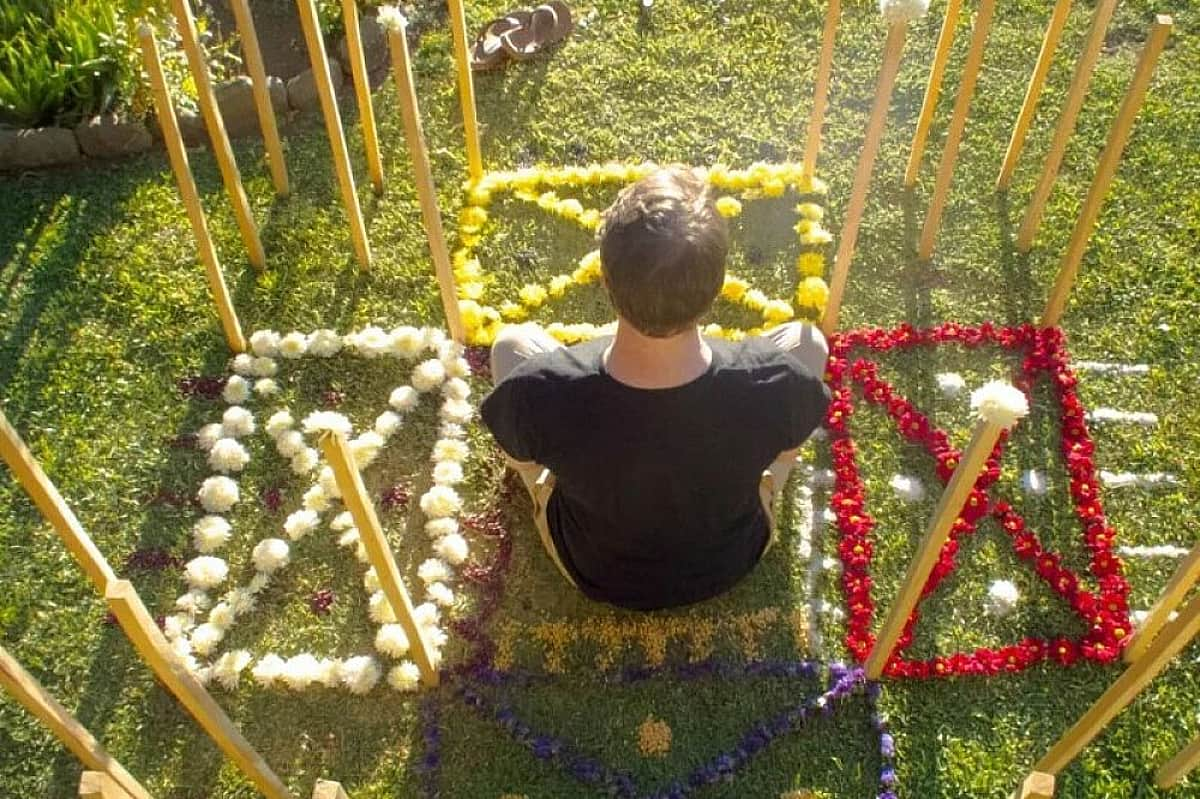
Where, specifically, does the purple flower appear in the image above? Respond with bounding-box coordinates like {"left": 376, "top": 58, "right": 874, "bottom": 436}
{"left": 177, "top": 375, "right": 226, "bottom": 399}
{"left": 466, "top": 346, "right": 491, "bottom": 379}
{"left": 881, "top": 765, "right": 897, "bottom": 786}
{"left": 877, "top": 793, "right": 898, "bottom": 799}
{"left": 321, "top": 388, "right": 345, "bottom": 407}
{"left": 532, "top": 735, "right": 561, "bottom": 760}
{"left": 381, "top": 484, "right": 411, "bottom": 511}
{"left": 309, "top": 588, "right": 336, "bottom": 615}
{"left": 881, "top": 733, "right": 896, "bottom": 757}
{"left": 260, "top": 487, "right": 284, "bottom": 512}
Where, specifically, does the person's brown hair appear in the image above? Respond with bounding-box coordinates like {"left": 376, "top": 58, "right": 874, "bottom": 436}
{"left": 598, "top": 167, "right": 728, "bottom": 337}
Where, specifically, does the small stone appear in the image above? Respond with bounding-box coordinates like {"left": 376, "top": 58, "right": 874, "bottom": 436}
{"left": 287, "top": 60, "right": 344, "bottom": 112}
{"left": 214, "top": 76, "right": 260, "bottom": 139}
{"left": 337, "top": 15, "right": 389, "bottom": 74}
{"left": 5, "top": 127, "right": 80, "bottom": 169}
{"left": 268, "top": 76, "right": 288, "bottom": 116}
{"left": 175, "top": 109, "right": 209, "bottom": 148}
{"left": 74, "top": 114, "right": 152, "bottom": 159}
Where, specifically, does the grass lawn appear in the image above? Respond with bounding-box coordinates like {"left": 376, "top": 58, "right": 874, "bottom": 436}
{"left": 2, "top": 0, "right": 1199, "bottom": 796}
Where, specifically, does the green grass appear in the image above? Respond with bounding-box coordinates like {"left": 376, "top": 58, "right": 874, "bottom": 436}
{"left": 2, "top": 0, "right": 1200, "bottom": 796}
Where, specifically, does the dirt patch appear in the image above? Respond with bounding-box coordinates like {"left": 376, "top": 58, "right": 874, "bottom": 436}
{"left": 205, "top": 0, "right": 315, "bottom": 81}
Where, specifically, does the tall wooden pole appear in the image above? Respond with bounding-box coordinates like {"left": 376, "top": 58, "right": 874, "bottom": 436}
{"left": 1010, "top": 772, "right": 1055, "bottom": 799}
{"left": 917, "top": 0, "right": 996, "bottom": 260}
{"left": 995, "top": 0, "right": 1073, "bottom": 191}
{"left": 904, "top": 0, "right": 961, "bottom": 187}
{"left": 295, "top": 0, "right": 373, "bottom": 268}
{"left": 228, "top": 0, "right": 290, "bottom": 197}
{"left": 1123, "top": 540, "right": 1199, "bottom": 663}
{"left": 341, "top": 0, "right": 385, "bottom": 194}
{"left": 79, "top": 772, "right": 133, "bottom": 799}
{"left": 448, "top": 0, "right": 484, "bottom": 181}
{"left": 1039, "top": 16, "right": 1171, "bottom": 327}
{"left": 138, "top": 24, "right": 247, "bottom": 354}
{"left": 320, "top": 432, "right": 439, "bottom": 686}
{"left": 1016, "top": 0, "right": 1119, "bottom": 251}
{"left": 820, "top": 21, "right": 908, "bottom": 337}
{"left": 1156, "top": 733, "right": 1200, "bottom": 789}
{"left": 0, "top": 646, "right": 151, "bottom": 799}
{"left": 169, "top": 0, "right": 266, "bottom": 270}
{"left": 387, "top": 24, "right": 466, "bottom": 343}
{"left": 105, "top": 580, "right": 295, "bottom": 799}
{"left": 803, "top": 0, "right": 841, "bottom": 176}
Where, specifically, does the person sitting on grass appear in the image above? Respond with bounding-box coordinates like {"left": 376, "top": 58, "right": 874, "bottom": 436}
{"left": 481, "top": 166, "right": 831, "bottom": 610}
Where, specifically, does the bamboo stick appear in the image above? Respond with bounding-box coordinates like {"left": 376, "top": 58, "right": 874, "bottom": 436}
{"left": 138, "top": 24, "right": 247, "bottom": 353}
{"left": 312, "top": 780, "right": 350, "bottom": 799}
{"left": 387, "top": 23, "right": 466, "bottom": 343}
{"left": 1039, "top": 16, "right": 1172, "bottom": 327}
{"left": 1156, "top": 732, "right": 1200, "bottom": 789}
{"left": 1033, "top": 592, "right": 1200, "bottom": 775}
{"left": 295, "top": 0, "right": 373, "bottom": 268}
{"left": 803, "top": 0, "right": 841, "bottom": 175}
{"left": 1010, "top": 772, "right": 1055, "bottom": 799}
{"left": 341, "top": 0, "right": 385, "bottom": 194}
{"left": 1016, "top": 0, "right": 1119, "bottom": 250}
{"left": 0, "top": 646, "right": 151, "bottom": 799}
{"left": 448, "top": 0, "right": 484, "bottom": 181}
{"left": 995, "top": 0, "right": 1073, "bottom": 190}
{"left": 228, "top": 0, "right": 289, "bottom": 197}
{"left": 820, "top": 21, "right": 908, "bottom": 337}
{"left": 169, "top": 0, "right": 266, "bottom": 270}
{"left": 904, "top": 0, "right": 962, "bottom": 187}
{"left": 79, "top": 772, "right": 131, "bottom": 799}
{"left": 1123, "top": 540, "right": 1199, "bottom": 663}
{"left": 319, "top": 432, "right": 439, "bottom": 686}
{"left": 105, "top": 580, "right": 295, "bottom": 799}
{"left": 917, "top": 0, "right": 996, "bottom": 260}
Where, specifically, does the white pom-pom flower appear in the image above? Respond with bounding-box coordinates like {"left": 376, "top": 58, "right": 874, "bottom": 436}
{"left": 208, "top": 438, "right": 250, "bottom": 473}
{"left": 444, "top": 357, "right": 471, "bottom": 380}
{"left": 208, "top": 602, "right": 235, "bottom": 630}
{"left": 275, "top": 429, "right": 305, "bottom": 458}
{"left": 411, "top": 360, "right": 447, "bottom": 392}
{"left": 252, "top": 653, "right": 286, "bottom": 686}
{"left": 351, "top": 326, "right": 393, "bottom": 358}
{"left": 307, "top": 329, "right": 342, "bottom": 358}
{"left": 265, "top": 410, "right": 294, "bottom": 438}
{"left": 424, "top": 518, "right": 459, "bottom": 539}
{"left": 418, "top": 558, "right": 451, "bottom": 584}
{"left": 427, "top": 582, "right": 455, "bottom": 607}
{"left": 282, "top": 653, "right": 322, "bottom": 691}
{"left": 432, "top": 439, "right": 469, "bottom": 463}
{"left": 318, "top": 466, "right": 342, "bottom": 499}
{"left": 339, "top": 655, "right": 382, "bottom": 695}
{"left": 1022, "top": 469, "right": 1048, "bottom": 495}
{"left": 390, "top": 327, "right": 426, "bottom": 359}
{"left": 302, "top": 485, "right": 330, "bottom": 512}
{"left": 363, "top": 567, "right": 381, "bottom": 593}
{"left": 190, "top": 622, "right": 225, "bottom": 656}
{"left": 222, "top": 406, "right": 255, "bottom": 438}
{"left": 185, "top": 556, "right": 229, "bottom": 590}
{"left": 254, "top": 378, "right": 280, "bottom": 397}
{"left": 375, "top": 624, "right": 411, "bottom": 658}
{"left": 985, "top": 579, "right": 1020, "bottom": 618}
{"left": 249, "top": 330, "right": 281, "bottom": 357}
{"left": 433, "top": 461, "right": 464, "bottom": 486}
{"left": 440, "top": 398, "right": 474, "bottom": 425}
{"left": 377, "top": 4, "right": 407, "bottom": 33}
{"left": 250, "top": 356, "right": 277, "bottom": 377}
{"left": 278, "top": 332, "right": 309, "bottom": 359}
{"left": 330, "top": 511, "right": 355, "bottom": 531}
{"left": 413, "top": 602, "right": 440, "bottom": 628}
{"left": 198, "top": 476, "right": 239, "bottom": 513}
{"left": 936, "top": 372, "right": 966, "bottom": 398}
{"left": 879, "top": 0, "right": 929, "bottom": 23}
{"left": 222, "top": 375, "right": 251, "bottom": 404}
{"left": 196, "top": 423, "right": 223, "bottom": 451}
{"left": 375, "top": 411, "right": 403, "bottom": 438}
{"left": 889, "top": 474, "right": 925, "bottom": 503}
{"left": 291, "top": 447, "right": 319, "bottom": 474}
{"left": 350, "top": 431, "right": 385, "bottom": 468}
{"left": 212, "top": 650, "right": 252, "bottom": 690}
{"left": 434, "top": 533, "right": 469, "bottom": 565}
{"left": 368, "top": 591, "right": 396, "bottom": 624}
{"left": 284, "top": 509, "right": 320, "bottom": 541}
{"left": 252, "top": 538, "right": 290, "bottom": 573}
{"left": 420, "top": 486, "right": 462, "bottom": 518}
{"left": 193, "top": 516, "right": 232, "bottom": 553}
{"left": 338, "top": 528, "right": 361, "bottom": 549}
{"left": 443, "top": 377, "right": 471, "bottom": 401}
{"left": 389, "top": 386, "right": 419, "bottom": 412}
{"left": 970, "top": 381, "right": 1029, "bottom": 429}
{"left": 388, "top": 662, "right": 421, "bottom": 692}
{"left": 232, "top": 353, "right": 255, "bottom": 376}
{"left": 302, "top": 411, "right": 352, "bottom": 437}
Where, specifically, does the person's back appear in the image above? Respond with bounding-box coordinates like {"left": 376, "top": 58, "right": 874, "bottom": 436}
{"left": 481, "top": 166, "right": 830, "bottom": 610}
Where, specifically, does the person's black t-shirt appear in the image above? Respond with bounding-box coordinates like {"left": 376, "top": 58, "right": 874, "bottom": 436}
{"left": 480, "top": 335, "right": 831, "bottom": 610}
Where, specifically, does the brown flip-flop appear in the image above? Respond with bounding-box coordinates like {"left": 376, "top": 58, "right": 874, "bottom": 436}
{"left": 471, "top": 11, "right": 532, "bottom": 71}
{"left": 500, "top": 1, "right": 573, "bottom": 61}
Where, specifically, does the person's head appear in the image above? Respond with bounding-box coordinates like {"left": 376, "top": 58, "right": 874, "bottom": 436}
{"left": 598, "top": 166, "right": 728, "bottom": 337}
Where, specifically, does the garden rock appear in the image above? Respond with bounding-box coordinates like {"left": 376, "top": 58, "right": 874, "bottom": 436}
{"left": 74, "top": 114, "right": 153, "bottom": 159}
{"left": 6, "top": 127, "right": 80, "bottom": 169}
{"left": 177, "top": 109, "right": 209, "bottom": 148}
{"left": 287, "top": 60, "right": 344, "bottom": 112}
{"left": 0, "top": 129, "right": 17, "bottom": 168}
{"left": 215, "top": 77, "right": 261, "bottom": 138}
{"left": 268, "top": 76, "right": 288, "bottom": 116}
{"left": 337, "top": 16, "right": 389, "bottom": 74}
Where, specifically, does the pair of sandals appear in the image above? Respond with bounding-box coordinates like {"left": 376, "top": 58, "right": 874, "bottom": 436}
{"left": 471, "top": 1, "right": 574, "bottom": 71}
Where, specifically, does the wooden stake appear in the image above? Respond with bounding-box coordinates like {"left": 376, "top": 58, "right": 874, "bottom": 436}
{"left": 1039, "top": 16, "right": 1171, "bottom": 327}
{"left": 917, "top": 0, "right": 996, "bottom": 260}
{"left": 228, "top": 0, "right": 289, "bottom": 197}
{"left": 820, "top": 21, "right": 908, "bottom": 337}
{"left": 865, "top": 418, "right": 1006, "bottom": 680}
{"left": 1123, "top": 540, "right": 1199, "bottom": 663}
{"left": 1033, "top": 591, "right": 1200, "bottom": 775}
{"left": 312, "top": 780, "right": 350, "bottom": 799}
{"left": 995, "top": 0, "right": 1073, "bottom": 191}
{"left": 79, "top": 772, "right": 131, "bottom": 799}
{"left": 138, "top": 25, "right": 247, "bottom": 354}
{"left": 904, "top": 0, "right": 962, "bottom": 187}
{"left": 0, "top": 410, "right": 117, "bottom": 594}
{"left": 387, "top": 25, "right": 466, "bottom": 344}
{"left": 169, "top": 0, "right": 266, "bottom": 270}
{"left": 341, "top": 0, "right": 385, "bottom": 194}
{"left": 448, "top": 0, "right": 483, "bottom": 181}
{"left": 105, "top": 580, "right": 294, "bottom": 799}
{"left": 1011, "top": 771, "right": 1055, "bottom": 799}
{"left": 1156, "top": 732, "right": 1200, "bottom": 789}
{"left": 803, "top": 0, "right": 841, "bottom": 176}
{"left": 0, "top": 646, "right": 151, "bottom": 799}
{"left": 319, "top": 432, "right": 439, "bottom": 686}
{"left": 295, "top": 0, "right": 373, "bottom": 268}
{"left": 1015, "top": 0, "right": 1119, "bottom": 251}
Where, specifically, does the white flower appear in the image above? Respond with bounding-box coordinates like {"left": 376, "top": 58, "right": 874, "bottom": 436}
{"left": 1088, "top": 408, "right": 1158, "bottom": 426}
{"left": 318, "top": 466, "right": 342, "bottom": 498}
{"left": 389, "top": 386, "right": 419, "bottom": 412}
{"left": 254, "top": 378, "right": 280, "bottom": 397}
{"left": 821, "top": 555, "right": 842, "bottom": 574}
{"left": 350, "top": 432, "right": 384, "bottom": 468}
{"left": 175, "top": 589, "right": 210, "bottom": 614}
{"left": 282, "top": 653, "right": 322, "bottom": 691}
{"left": 291, "top": 447, "right": 319, "bottom": 474}
{"left": 354, "top": 541, "right": 369, "bottom": 563}
{"left": 330, "top": 511, "right": 355, "bottom": 531}
{"left": 196, "top": 423, "right": 224, "bottom": 451}
{"left": 435, "top": 338, "right": 460, "bottom": 363}
{"left": 316, "top": 657, "right": 342, "bottom": 688}
{"left": 222, "top": 406, "right": 255, "bottom": 438}
{"left": 390, "top": 326, "right": 426, "bottom": 359}
{"left": 879, "top": 0, "right": 929, "bottom": 23}
{"left": 971, "top": 381, "right": 1029, "bottom": 429}
{"left": 193, "top": 516, "right": 232, "bottom": 553}
{"left": 420, "top": 486, "right": 462, "bottom": 518}
{"left": 433, "top": 461, "right": 464, "bottom": 486}
{"left": 275, "top": 429, "right": 306, "bottom": 457}
{"left": 191, "top": 622, "right": 225, "bottom": 656}
{"left": 889, "top": 474, "right": 925, "bottom": 503}
{"left": 427, "top": 582, "right": 454, "bottom": 607}
{"left": 1022, "top": 469, "right": 1048, "bottom": 495}
{"left": 1117, "top": 544, "right": 1191, "bottom": 559}
{"left": 212, "top": 650, "right": 252, "bottom": 690}
{"left": 375, "top": 624, "right": 411, "bottom": 658}
{"left": 169, "top": 636, "right": 193, "bottom": 667}
{"left": 413, "top": 602, "right": 440, "bottom": 628}
{"left": 251, "top": 653, "right": 286, "bottom": 686}
{"left": 185, "top": 556, "right": 229, "bottom": 590}
{"left": 810, "top": 468, "right": 835, "bottom": 489}
{"left": 226, "top": 587, "right": 257, "bottom": 616}
{"left": 375, "top": 411, "right": 403, "bottom": 438}
{"left": 432, "top": 439, "right": 469, "bottom": 463}
{"left": 232, "top": 353, "right": 255, "bottom": 375}
{"left": 265, "top": 410, "right": 294, "bottom": 438}
{"left": 339, "top": 656, "right": 382, "bottom": 695}
{"left": 418, "top": 558, "right": 451, "bottom": 584}
{"left": 284, "top": 509, "right": 320, "bottom": 540}
{"left": 426, "top": 627, "right": 448, "bottom": 649}
{"left": 302, "top": 485, "right": 330, "bottom": 512}
{"left": 252, "top": 538, "right": 290, "bottom": 573}
{"left": 424, "top": 328, "right": 447, "bottom": 350}
{"left": 434, "top": 533, "right": 469, "bottom": 565}
{"left": 377, "top": 4, "right": 407, "bottom": 33}
{"left": 278, "top": 332, "right": 309, "bottom": 359}
{"left": 412, "top": 360, "right": 446, "bottom": 392}
{"left": 349, "top": 326, "right": 392, "bottom": 358}
{"left": 439, "top": 422, "right": 465, "bottom": 440}
{"left": 249, "top": 330, "right": 281, "bottom": 357}
{"left": 424, "top": 518, "right": 459, "bottom": 538}
{"left": 443, "top": 377, "right": 471, "bottom": 401}
{"left": 162, "top": 614, "right": 189, "bottom": 640}
{"left": 302, "top": 411, "right": 353, "bottom": 437}
{"left": 250, "top": 356, "right": 277, "bottom": 377}
{"left": 368, "top": 591, "right": 396, "bottom": 624}
{"left": 363, "top": 567, "right": 380, "bottom": 593}
{"left": 248, "top": 572, "right": 271, "bottom": 594}
{"left": 208, "top": 438, "right": 250, "bottom": 473}
{"left": 198, "top": 476, "right": 239, "bottom": 513}
{"left": 223, "top": 375, "right": 251, "bottom": 404}
{"left": 388, "top": 662, "right": 421, "bottom": 692}
{"left": 208, "top": 602, "right": 235, "bottom": 630}
{"left": 985, "top": 580, "right": 1021, "bottom": 618}
{"left": 444, "top": 357, "right": 471, "bottom": 380}
{"left": 440, "top": 398, "right": 474, "bottom": 425}
{"left": 935, "top": 372, "right": 966, "bottom": 398}
{"left": 308, "top": 329, "right": 343, "bottom": 358}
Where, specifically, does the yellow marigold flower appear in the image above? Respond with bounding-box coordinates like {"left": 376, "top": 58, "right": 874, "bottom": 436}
{"left": 563, "top": 165, "right": 587, "bottom": 184}
{"left": 762, "top": 178, "right": 786, "bottom": 198}
{"left": 454, "top": 258, "right": 483, "bottom": 282}
{"left": 794, "top": 219, "right": 815, "bottom": 236}
{"left": 726, "top": 328, "right": 747, "bottom": 341}
{"left": 721, "top": 275, "right": 749, "bottom": 301}
{"left": 762, "top": 299, "right": 795, "bottom": 324}
{"left": 457, "top": 281, "right": 484, "bottom": 301}
{"left": 796, "top": 276, "right": 830, "bottom": 310}
{"left": 545, "top": 322, "right": 568, "bottom": 342}
{"left": 452, "top": 248, "right": 471, "bottom": 271}
{"left": 706, "top": 164, "right": 732, "bottom": 187}
{"left": 579, "top": 209, "right": 603, "bottom": 230}
{"left": 557, "top": 198, "right": 584, "bottom": 220}
{"left": 499, "top": 301, "right": 528, "bottom": 321}
{"left": 637, "top": 716, "right": 672, "bottom": 758}
{"left": 796, "top": 252, "right": 825, "bottom": 277}
{"left": 548, "top": 274, "right": 572, "bottom": 297}
{"left": 600, "top": 163, "right": 626, "bottom": 182}
{"left": 519, "top": 284, "right": 548, "bottom": 308}
{"left": 459, "top": 233, "right": 481, "bottom": 249}
{"left": 742, "top": 288, "right": 768, "bottom": 312}
{"left": 795, "top": 202, "right": 824, "bottom": 221}
{"left": 800, "top": 227, "right": 833, "bottom": 246}
{"left": 458, "top": 299, "right": 484, "bottom": 332}
{"left": 715, "top": 196, "right": 743, "bottom": 218}
{"left": 748, "top": 161, "right": 772, "bottom": 183}
{"left": 459, "top": 206, "right": 488, "bottom": 231}
{"left": 702, "top": 323, "right": 724, "bottom": 337}
{"left": 536, "top": 191, "right": 559, "bottom": 211}
{"left": 572, "top": 250, "right": 603, "bottom": 283}
{"left": 466, "top": 184, "right": 492, "bottom": 207}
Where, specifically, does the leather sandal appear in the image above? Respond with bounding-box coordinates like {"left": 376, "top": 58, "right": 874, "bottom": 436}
{"left": 499, "top": 1, "right": 573, "bottom": 61}
{"left": 471, "top": 11, "right": 532, "bottom": 71}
